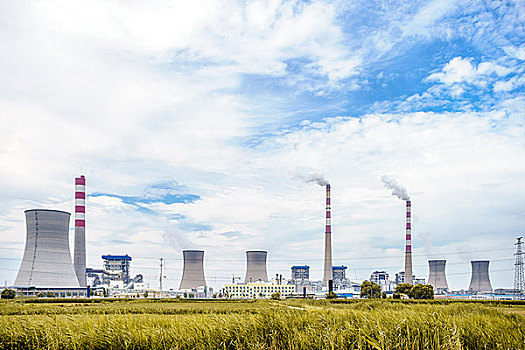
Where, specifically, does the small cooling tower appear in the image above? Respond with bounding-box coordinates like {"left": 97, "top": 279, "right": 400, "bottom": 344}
{"left": 14, "top": 210, "right": 80, "bottom": 287}
{"left": 244, "top": 251, "right": 268, "bottom": 283}
{"left": 468, "top": 260, "right": 492, "bottom": 293}
{"left": 427, "top": 260, "right": 449, "bottom": 293}
{"left": 179, "top": 250, "right": 207, "bottom": 290}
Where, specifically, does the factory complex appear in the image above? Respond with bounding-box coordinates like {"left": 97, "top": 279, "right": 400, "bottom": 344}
{"left": 4, "top": 175, "right": 524, "bottom": 300}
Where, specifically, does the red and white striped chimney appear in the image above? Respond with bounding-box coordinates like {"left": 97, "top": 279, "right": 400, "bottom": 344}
{"left": 323, "top": 184, "right": 333, "bottom": 287}
{"left": 404, "top": 200, "right": 413, "bottom": 284}
{"left": 73, "top": 176, "right": 87, "bottom": 287}
{"left": 75, "top": 176, "right": 86, "bottom": 227}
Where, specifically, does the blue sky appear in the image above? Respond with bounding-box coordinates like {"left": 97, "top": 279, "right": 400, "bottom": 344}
{"left": 0, "top": 0, "right": 524, "bottom": 291}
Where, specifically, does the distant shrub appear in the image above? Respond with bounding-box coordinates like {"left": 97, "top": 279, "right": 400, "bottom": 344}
{"left": 1, "top": 289, "right": 15, "bottom": 299}
{"left": 410, "top": 284, "right": 434, "bottom": 299}
{"left": 360, "top": 281, "right": 381, "bottom": 299}
{"left": 326, "top": 291, "right": 338, "bottom": 299}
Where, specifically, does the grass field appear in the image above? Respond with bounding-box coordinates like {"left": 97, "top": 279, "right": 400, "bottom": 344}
{"left": 1, "top": 298, "right": 524, "bottom": 349}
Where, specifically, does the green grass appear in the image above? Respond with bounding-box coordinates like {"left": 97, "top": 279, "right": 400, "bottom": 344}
{"left": 0, "top": 299, "right": 523, "bottom": 349}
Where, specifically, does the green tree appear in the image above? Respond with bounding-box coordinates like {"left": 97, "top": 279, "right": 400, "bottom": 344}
{"left": 395, "top": 283, "right": 413, "bottom": 298}
{"left": 381, "top": 291, "right": 387, "bottom": 299}
{"left": 271, "top": 292, "right": 281, "bottom": 300}
{"left": 360, "top": 281, "right": 381, "bottom": 299}
{"left": 45, "top": 291, "right": 56, "bottom": 298}
{"left": 37, "top": 292, "right": 44, "bottom": 298}
{"left": 1, "top": 288, "right": 16, "bottom": 299}
{"left": 410, "top": 284, "right": 434, "bottom": 299}
{"left": 326, "top": 291, "right": 338, "bottom": 299}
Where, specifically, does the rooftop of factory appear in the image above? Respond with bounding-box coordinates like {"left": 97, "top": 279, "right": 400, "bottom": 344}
{"left": 102, "top": 254, "right": 132, "bottom": 261}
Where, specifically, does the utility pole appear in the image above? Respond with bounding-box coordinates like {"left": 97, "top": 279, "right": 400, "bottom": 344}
{"left": 160, "top": 257, "right": 164, "bottom": 298}
{"left": 514, "top": 237, "right": 524, "bottom": 295}
{"left": 232, "top": 274, "right": 240, "bottom": 284}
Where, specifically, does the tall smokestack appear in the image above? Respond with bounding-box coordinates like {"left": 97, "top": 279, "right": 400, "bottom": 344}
{"left": 323, "top": 184, "right": 333, "bottom": 287}
{"left": 468, "top": 260, "right": 492, "bottom": 293}
{"left": 73, "top": 175, "right": 87, "bottom": 287}
{"left": 404, "top": 200, "right": 413, "bottom": 285}
{"left": 428, "top": 260, "right": 449, "bottom": 293}
{"left": 179, "top": 250, "right": 207, "bottom": 290}
{"left": 244, "top": 251, "right": 268, "bottom": 283}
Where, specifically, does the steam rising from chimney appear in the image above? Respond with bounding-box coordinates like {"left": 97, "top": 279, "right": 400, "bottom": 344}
{"left": 295, "top": 172, "right": 329, "bottom": 186}
{"left": 381, "top": 175, "right": 410, "bottom": 201}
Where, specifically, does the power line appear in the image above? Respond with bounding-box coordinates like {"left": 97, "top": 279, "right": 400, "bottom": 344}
{"left": 0, "top": 246, "right": 513, "bottom": 262}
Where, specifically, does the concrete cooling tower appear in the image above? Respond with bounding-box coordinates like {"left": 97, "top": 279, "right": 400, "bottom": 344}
{"left": 179, "top": 250, "right": 207, "bottom": 290}
{"left": 14, "top": 210, "right": 80, "bottom": 288}
{"left": 427, "top": 260, "right": 449, "bottom": 293}
{"left": 244, "top": 250, "right": 268, "bottom": 283}
{"left": 468, "top": 260, "right": 493, "bottom": 293}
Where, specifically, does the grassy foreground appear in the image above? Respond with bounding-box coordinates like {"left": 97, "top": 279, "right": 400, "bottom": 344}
{"left": 0, "top": 299, "right": 524, "bottom": 349}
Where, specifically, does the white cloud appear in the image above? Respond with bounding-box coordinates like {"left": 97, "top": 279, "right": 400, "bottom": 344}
{"left": 427, "top": 57, "right": 478, "bottom": 84}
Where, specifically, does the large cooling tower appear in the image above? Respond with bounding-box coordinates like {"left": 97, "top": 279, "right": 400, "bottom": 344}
{"left": 468, "top": 260, "right": 492, "bottom": 293}
{"left": 244, "top": 250, "right": 268, "bottom": 283}
{"left": 179, "top": 250, "right": 207, "bottom": 290}
{"left": 428, "top": 260, "right": 449, "bottom": 292}
{"left": 14, "top": 210, "right": 80, "bottom": 287}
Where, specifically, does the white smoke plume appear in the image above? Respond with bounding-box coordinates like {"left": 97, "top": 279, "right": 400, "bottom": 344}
{"left": 381, "top": 175, "right": 410, "bottom": 201}
{"left": 163, "top": 223, "right": 194, "bottom": 250}
{"left": 296, "top": 172, "right": 329, "bottom": 186}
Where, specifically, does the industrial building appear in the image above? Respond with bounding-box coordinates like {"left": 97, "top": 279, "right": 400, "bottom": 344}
{"left": 288, "top": 265, "right": 320, "bottom": 293}
{"left": 86, "top": 254, "right": 146, "bottom": 293}
{"left": 369, "top": 271, "right": 396, "bottom": 292}
{"left": 291, "top": 265, "right": 310, "bottom": 281}
{"left": 224, "top": 282, "right": 295, "bottom": 299}
{"left": 102, "top": 255, "right": 132, "bottom": 283}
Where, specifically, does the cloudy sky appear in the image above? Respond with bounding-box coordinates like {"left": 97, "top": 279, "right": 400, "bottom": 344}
{"left": 1, "top": 0, "right": 524, "bottom": 291}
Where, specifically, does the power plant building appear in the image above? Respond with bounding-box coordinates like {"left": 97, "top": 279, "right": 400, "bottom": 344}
{"left": 332, "top": 265, "right": 347, "bottom": 282}
{"left": 291, "top": 266, "right": 310, "bottom": 281}
{"left": 179, "top": 250, "right": 207, "bottom": 290}
{"left": 224, "top": 282, "right": 294, "bottom": 299}
{"left": 370, "top": 270, "right": 396, "bottom": 292}
{"left": 102, "top": 255, "right": 132, "bottom": 284}
{"left": 427, "top": 260, "right": 449, "bottom": 294}
{"left": 244, "top": 250, "right": 269, "bottom": 283}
